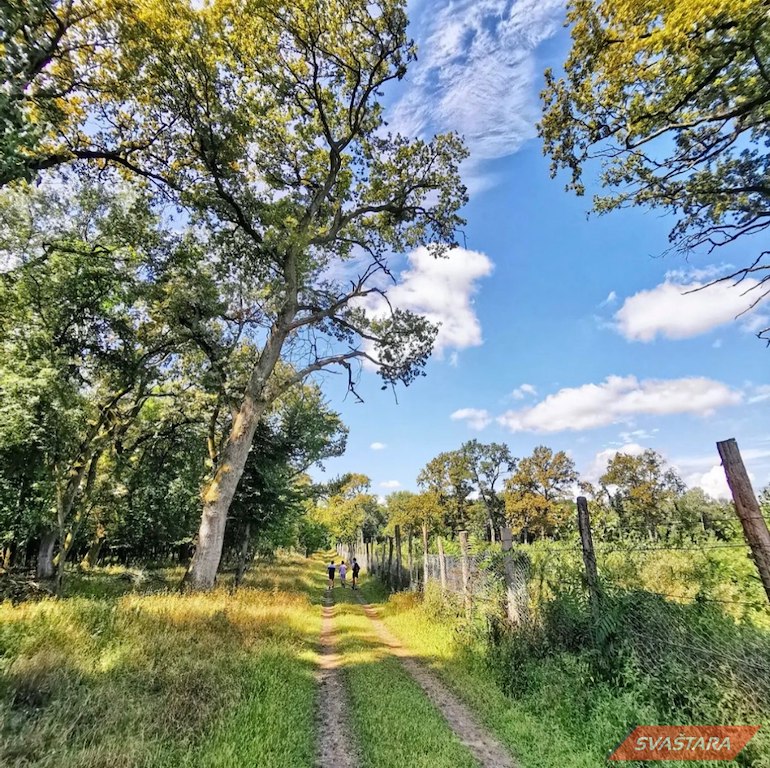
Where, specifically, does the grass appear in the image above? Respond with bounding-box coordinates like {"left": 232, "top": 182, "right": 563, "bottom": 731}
{"left": 357, "top": 584, "right": 605, "bottom": 768}
{"left": 359, "top": 579, "right": 770, "bottom": 768}
{"left": 330, "top": 585, "right": 479, "bottom": 768}
{"left": 0, "top": 554, "right": 325, "bottom": 768}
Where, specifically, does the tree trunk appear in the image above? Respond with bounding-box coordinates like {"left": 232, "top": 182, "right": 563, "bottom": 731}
{"left": 3, "top": 542, "right": 15, "bottom": 570}
{"left": 184, "top": 301, "right": 295, "bottom": 591}
{"left": 37, "top": 531, "right": 57, "bottom": 580}
{"left": 407, "top": 530, "right": 414, "bottom": 587}
{"left": 81, "top": 537, "right": 105, "bottom": 569}
{"left": 185, "top": 397, "right": 267, "bottom": 590}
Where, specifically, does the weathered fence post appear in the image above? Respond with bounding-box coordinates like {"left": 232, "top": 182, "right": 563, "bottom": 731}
{"left": 577, "top": 496, "right": 600, "bottom": 619}
{"left": 365, "top": 540, "right": 371, "bottom": 573}
{"left": 386, "top": 536, "right": 394, "bottom": 588}
{"left": 380, "top": 539, "right": 387, "bottom": 578}
{"left": 437, "top": 536, "right": 448, "bottom": 592}
{"left": 718, "top": 438, "right": 770, "bottom": 604}
{"left": 500, "top": 526, "right": 528, "bottom": 626}
{"left": 407, "top": 529, "right": 415, "bottom": 589}
{"left": 394, "top": 525, "right": 402, "bottom": 590}
{"left": 459, "top": 530, "right": 472, "bottom": 620}
{"left": 422, "top": 522, "right": 429, "bottom": 587}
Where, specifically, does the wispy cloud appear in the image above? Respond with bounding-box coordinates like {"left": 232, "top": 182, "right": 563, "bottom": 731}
{"left": 510, "top": 383, "right": 537, "bottom": 400}
{"left": 370, "top": 442, "right": 387, "bottom": 451}
{"left": 390, "top": 0, "right": 564, "bottom": 190}
{"left": 380, "top": 480, "right": 402, "bottom": 489}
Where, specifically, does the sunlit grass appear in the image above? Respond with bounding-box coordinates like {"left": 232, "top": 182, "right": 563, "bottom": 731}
{"left": 329, "top": 588, "right": 479, "bottom": 768}
{"left": 358, "top": 583, "right": 638, "bottom": 768}
{"left": 0, "top": 555, "right": 328, "bottom": 767}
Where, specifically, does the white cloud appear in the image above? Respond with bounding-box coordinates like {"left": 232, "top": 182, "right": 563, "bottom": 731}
{"left": 599, "top": 290, "right": 618, "bottom": 308}
{"left": 511, "top": 383, "right": 537, "bottom": 400}
{"left": 370, "top": 442, "right": 387, "bottom": 451}
{"left": 619, "top": 428, "right": 658, "bottom": 443}
{"left": 498, "top": 375, "right": 742, "bottom": 433}
{"left": 451, "top": 407, "right": 492, "bottom": 430}
{"left": 365, "top": 246, "right": 493, "bottom": 357}
{"left": 685, "top": 465, "right": 732, "bottom": 500}
{"left": 749, "top": 385, "right": 770, "bottom": 404}
{"left": 614, "top": 272, "right": 770, "bottom": 341}
{"left": 390, "top": 0, "right": 564, "bottom": 189}
{"left": 380, "top": 480, "right": 402, "bottom": 489}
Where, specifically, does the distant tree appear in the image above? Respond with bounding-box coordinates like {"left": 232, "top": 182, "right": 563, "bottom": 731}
{"left": 417, "top": 451, "right": 474, "bottom": 534}
{"left": 318, "top": 474, "right": 378, "bottom": 553}
{"left": 541, "top": 0, "right": 770, "bottom": 333}
{"left": 600, "top": 449, "right": 685, "bottom": 539}
{"left": 460, "top": 440, "right": 515, "bottom": 540}
{"left": 672, "top": 487, "right": 738, "bottom": 542}
{"left": 504, "top": 446, "right": 577, "bottom": 542}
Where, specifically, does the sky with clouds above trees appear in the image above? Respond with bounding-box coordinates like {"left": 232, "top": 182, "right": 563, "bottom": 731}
{"left": 312, "top": 0, "right": 770, "bottom": 502}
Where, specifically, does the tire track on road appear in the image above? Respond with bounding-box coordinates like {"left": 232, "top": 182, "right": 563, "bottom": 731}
{"left": 355, "top": 595, "right": 518, "bottom": 768}
{"left": 315, "top": 594, "right": 359, "bottom": 768}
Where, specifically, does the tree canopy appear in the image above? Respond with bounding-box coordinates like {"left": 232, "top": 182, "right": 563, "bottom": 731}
{"left": 541, "top": 0, "right": 770, "bottom": 332}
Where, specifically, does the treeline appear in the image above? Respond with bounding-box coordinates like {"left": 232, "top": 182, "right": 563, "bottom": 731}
{"left": 0, "top": 0, "right": 467, "bottom": 590}
{"left": 315, "top": 441, "right": 755, "bottom": 556}
{"left": 0, "top": 182, "right": 350, "bottom": 584}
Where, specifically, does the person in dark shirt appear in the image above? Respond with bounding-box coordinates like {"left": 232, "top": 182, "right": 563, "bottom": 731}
{"left": 351, "top": 558, "right": 361, "bottom": 590}
{"left": 327, "top": 560, "right": 336, "bottom": 591}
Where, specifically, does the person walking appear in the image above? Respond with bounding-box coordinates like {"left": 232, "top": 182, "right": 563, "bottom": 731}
{"left": 338, "top": 560, "right": 348, "bottom": 588}
{"left": 352, "top": 558, "right": 361, "bottom": 590}
{"left": 327, "top": 560, "right": 336, "bottom": 591}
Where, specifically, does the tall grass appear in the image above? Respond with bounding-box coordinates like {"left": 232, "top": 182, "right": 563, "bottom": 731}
{"left": 0, "top": 556, "right": 324, "bottom": 768}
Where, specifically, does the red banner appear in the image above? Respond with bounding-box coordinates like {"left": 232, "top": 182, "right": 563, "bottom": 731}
{"left": 609, "top": 726, "right": 760, "bottom": 761}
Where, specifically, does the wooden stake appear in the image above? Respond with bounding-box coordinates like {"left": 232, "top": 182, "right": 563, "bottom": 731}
{"left": 394, "top": 525, "right": 402, "bottom": 591}
{"left": 437, "top": 536, "right": 448, "bottom": 591}
{"left": 717, "top": 438, "right": 770, "bottom": 604}
{"left": 577, "top": 496, "right": 600, "bottom": 619}
{"left": 459, "top": 530, "right": 472, "bottom": 620}
{"left": 500, "top": 526, "right": 528, "bottom": 625}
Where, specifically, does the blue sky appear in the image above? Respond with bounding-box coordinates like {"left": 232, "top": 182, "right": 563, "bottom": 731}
{"left": 311, "top": 0, "right": 770, "bottom": 499}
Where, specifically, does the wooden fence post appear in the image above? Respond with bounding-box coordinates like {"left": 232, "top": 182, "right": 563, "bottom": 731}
{"left": 437, "top": 536, "right": 448, "bottom": 591}
{"left": 717, "top": 438, "right": 770, "bottom": 604}
{"left": 365, "top": 540, "right": 370, "bottom": 573}
{"left": 394, "top": 525, "right": 402, "bottom": 590}
{"left": 459, "top": 530, "right": 472, "bottom": 620}
{"left": 577, "top": 496, "right": 600, "bottom": 619}
{"left": 422, "top": 522, "right": 429, "bottom": 587}
{"left": 500, "top": 526, "right": 528, "bottom": 626}
{"left": 386, "top": 537, "right": 394, "bottom": 588}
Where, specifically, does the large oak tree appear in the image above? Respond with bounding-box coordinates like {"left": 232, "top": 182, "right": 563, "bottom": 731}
{"left": 4, "top": 0, "right": 468, "bottom": 588}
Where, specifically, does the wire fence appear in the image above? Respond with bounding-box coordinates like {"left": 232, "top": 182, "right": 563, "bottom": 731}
{"left": 339, "top": 501, "right": 770, "bottom": 726}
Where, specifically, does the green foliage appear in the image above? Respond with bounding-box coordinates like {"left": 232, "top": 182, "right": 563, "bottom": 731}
{"left": 504, "top": 446, "right": 577, "bottom": 542}
{"left": 599, "top": 449, "right": 685, "bottom": 539}
{"left": 541, "top": 0, "right": 770, "bottom": 317}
